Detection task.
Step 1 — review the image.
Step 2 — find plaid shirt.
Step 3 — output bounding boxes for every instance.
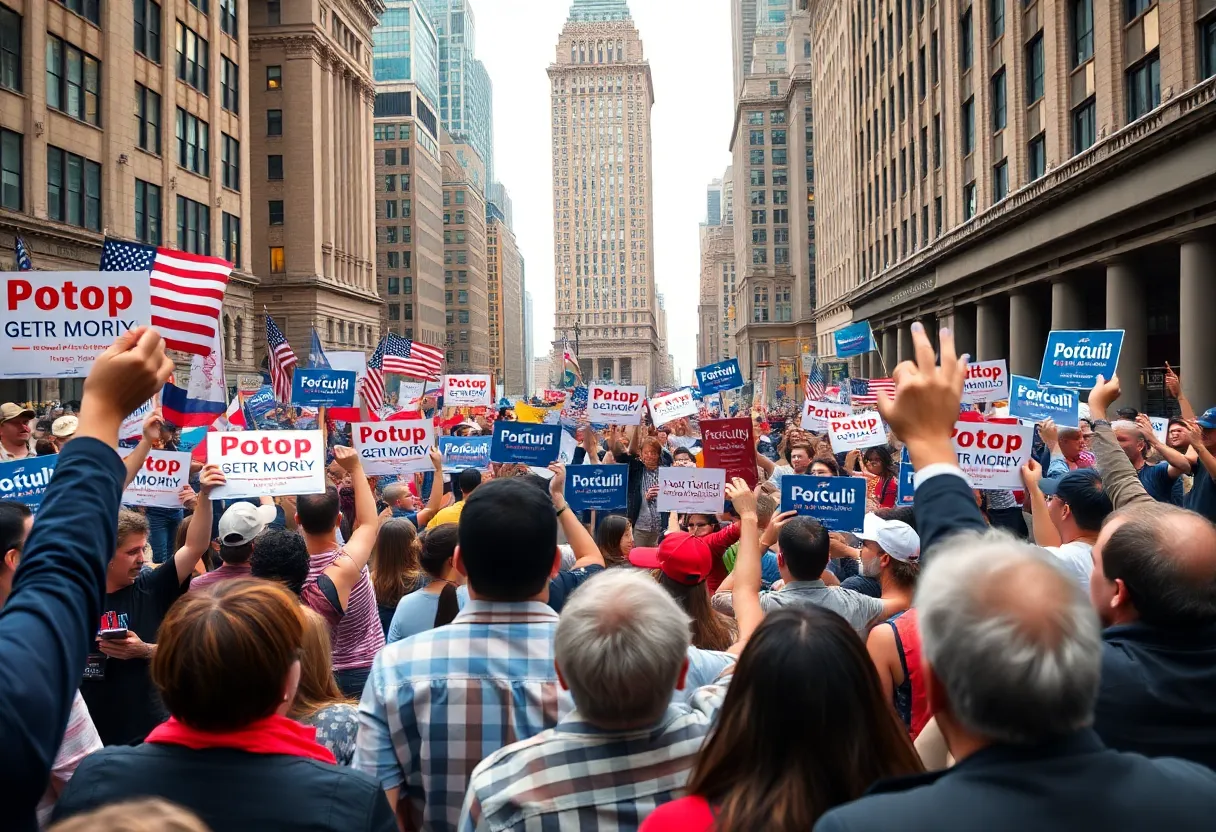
[353,601,573,832]
[458,683,730,832]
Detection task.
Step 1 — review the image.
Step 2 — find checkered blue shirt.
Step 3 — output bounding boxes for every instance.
[352,601,573,832]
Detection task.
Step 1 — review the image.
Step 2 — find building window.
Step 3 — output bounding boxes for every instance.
[387,277,399,295]
[134,1,162,63]
[188,0,208,13]
[990,0,1004,41]
[0,5,18,93]
[1072,0,1094,67]
[387,251,399,269]
[221,133,239,190]
[1026,33,1045,102]
[992,160,1008,202]
[267,200,284,225]
[136,84,161,154]
[752,247,767,265]
[176,195,210,254]
[751,209,766,225]
[1126,51,1160,121]
[771,129,787,146]
[267,65,281,89]
[1028,132,1046,180]
[54,0,101,25]
[135,179,161,244]
[1072,96,1096,154]
[269,245,285,273]
[961,97,975,155]
[46,146,101,231]
[1203,13,1216,80]
[267,154,283,180]
[991,68,1006,131]
[221,57,239,113]
[402,199,412,218]
[1125,0,1151,22]
[385,199,397,219]
[931,29,939,84]
[46,36,102,126]
[267,0,280,25]
[774,247,790,265]
[917,45,926,99]
[267,109,282,136]
[458,290,468,303]
[220,0,238,38]
[175,108,210,175]
[175,22,209,93]
[222,212,241,267]
[960,7,973,69]
[934,113,942,168]
[749,129,764,146]
[0,129,20,211]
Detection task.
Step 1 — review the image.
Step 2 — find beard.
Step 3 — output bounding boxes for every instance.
[861,557,882,578]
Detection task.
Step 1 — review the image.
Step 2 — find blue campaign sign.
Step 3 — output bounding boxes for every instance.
[438,435,492,471]
[292,368,357,407]
[897,447,915,506]
[0,454,58,514]
[834,321,876,358]
[245,386,278,427]
[1039,329,1124,388]
[780,475,866,533]
[490,422,562,467]
[1008,375,1081,426]
[695,358,743,395]
[565,464,628,512]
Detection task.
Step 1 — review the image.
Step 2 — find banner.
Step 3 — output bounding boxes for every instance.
[951,421,1033,490]
[648,388,698,426]
[828,410,887,452]
[292,369,357,408]
[118,449,190,508]
[1,271,151,378]
[587,383,647,425]
[897,447,915,505]
[565,464,629,512]
[207,430,326,499]
[801,399,852,431]
[658,467,725,514]
[1149,416,1169,445]
[438,434,491,472]
[962,360,1010,404]
[700,417,757,489]
[444,374,493,408]
[396,380,426,409]
[352,420,435,476]
[119,397,158,441]
[833,321,875,358]
[244,386,278,427]
[542,389,568,404]
[1007,375,1080,426]
[780,475,866,532]
[694,358,744,394]
[0,455,57,513]
[1039,329,1124,388]
[490,422,562,466]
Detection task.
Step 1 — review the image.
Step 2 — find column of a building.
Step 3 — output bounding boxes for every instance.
[882,328,897,370]
[1051,280,1084,331]
[1106,259,1147,410]
[951,305,978,360]
[897,324,914,364]
[340,70,351,283]
[1008,292,1044,378]
[362,86,374,294]
[320,52,334,282]
[1180,237,1216,410]
[975,298,1006,363]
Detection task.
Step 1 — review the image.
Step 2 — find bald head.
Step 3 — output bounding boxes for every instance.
[382,482,411,507]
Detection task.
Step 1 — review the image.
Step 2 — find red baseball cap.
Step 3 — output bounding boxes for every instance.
[628,531,712,586]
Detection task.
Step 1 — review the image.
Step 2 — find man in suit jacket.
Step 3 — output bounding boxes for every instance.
[814,323,1216,832]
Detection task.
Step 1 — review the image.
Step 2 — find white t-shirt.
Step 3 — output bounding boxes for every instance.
[1045,540,1094,592]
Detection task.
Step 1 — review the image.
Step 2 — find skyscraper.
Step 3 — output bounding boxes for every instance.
[706,178,724,226]
[524,290,535,396]
[487,186,524,395]
[549,0,660,388]
[440,132,489,372]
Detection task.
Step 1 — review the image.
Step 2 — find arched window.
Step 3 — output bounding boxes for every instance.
[327,319,334,342]
[234,316,244,360]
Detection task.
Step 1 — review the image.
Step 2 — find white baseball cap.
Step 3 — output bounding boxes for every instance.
[856,513,920,563]
[218,502,278,546]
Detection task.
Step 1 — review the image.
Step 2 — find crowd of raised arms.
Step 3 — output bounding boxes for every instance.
[3,322,1216,832]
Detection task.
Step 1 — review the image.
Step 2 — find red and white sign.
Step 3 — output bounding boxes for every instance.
[658,467,725,514]
[207,430,326,499]
[118,449,190,508]
[701,417,757,489]
[648,388,698,426]
[962,360,1010,404]
[828,410,887,452]
[119,397,158,442]
[443,374,492,407]
[2,271,152,378]
[587,383,647,425]
[951,420,1032,489]
[352,419,435,476]
[801,399,852,431]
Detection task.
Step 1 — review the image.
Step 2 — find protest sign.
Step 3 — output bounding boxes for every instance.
[694,358,744,394]
[533,430,579,479]
[801,399,852,431]
[244,386,277,428]
[1150,416,1169,445]
[1039,329,1124,388]
[658,467,725,514]
[780,475,866,532]
[543,389,568,405]
[833,321,876,358]
[118,449,190,508]
[207,430,326,499]
[1008,375,1080,426]
[120,397,158,441]
[962,360,1010,404]
[0,455,57,513]
[490,422,562,466]
[438,434,491,471]
[668,434,699,450]
[565,464,629,512]
[444,374,492,407]
[1,271,152,378]
[292,369,357,408]
[828,410,887,452]
[951,421,1033,490]
[587,383,647,425]
[897,447,915,505]
[648,388,698,426]
[352,419,435,476]
[700,417,757,488]
[237,373,264,396]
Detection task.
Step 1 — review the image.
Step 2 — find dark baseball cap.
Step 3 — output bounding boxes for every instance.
[1038,468,1113,531]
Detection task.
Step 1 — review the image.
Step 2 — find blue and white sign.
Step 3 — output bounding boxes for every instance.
[780,475,866,533]
[833,321,876,358]
[0,454,58,513]
[694,358,744,395]
[490,422,562,466]
[292,369,357,407]
[1038,329,1124,388]
[565,464,628,512]
[244,386,278,427]
[1008,375,1081,426]
[438,435,491,472]
[897,447,915,506]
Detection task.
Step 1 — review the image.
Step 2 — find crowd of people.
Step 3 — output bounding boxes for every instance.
[2,321,1216,832]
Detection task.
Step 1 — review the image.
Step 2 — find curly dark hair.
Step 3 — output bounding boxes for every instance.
[249,528,310,596]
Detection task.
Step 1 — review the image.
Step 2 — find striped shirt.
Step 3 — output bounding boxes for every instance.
[306,548,385,671]
[39,692,103,826]
[353,601,572,832]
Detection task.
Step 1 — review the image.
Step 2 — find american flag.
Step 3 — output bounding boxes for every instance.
[100,238,232,355]
[14,235,33,270]
[849,377,896,407]
[265,313,297,402]
[360,333,445,413]
[803,358,825,401]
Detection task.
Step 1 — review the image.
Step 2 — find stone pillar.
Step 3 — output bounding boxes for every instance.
[951,305,977,359]
[1009,292,1045,378]
[897,324,914,364]
[1051,280,1085,331]
[976,298,1006,362]
[613,357,621,381]
[881,328,897,369]
[1106,259,1147,411]
[1180,237,1216,410]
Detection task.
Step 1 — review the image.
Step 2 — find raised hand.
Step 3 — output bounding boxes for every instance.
[428,445,443,470]
[548,461,567,504]
[724,477,756,517]
[198,463,226,495]
[1135,414,1158,442]
[142,407,165,445]
[1037,418,1059,449]
[81,327,175,434]
[1164,362,1181,399]
[1020,458,1043,492]
[333,445,362,472]
[760,509,799,549]
[1087,375,1122,420]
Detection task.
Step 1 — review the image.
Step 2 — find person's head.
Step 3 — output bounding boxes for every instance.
[813,439,833,458]
[755,493,777,529]
[456,467,484,497]
[382,481,420,511]
[640,436,663,469]
[671,446,697,467]
[1198,408,1216,453]
[809,456,841,477]
[419,523,460,578]
[687,607,922,829]
[108,510,149,590]
[0,501,33,607]
[51,415,78,448]
[455,478,559,601]
[371,518,423,605]
[555,570,691,728]
[856,513,920,588]
[32,419,51,440]
[1038,469,1112,542]
[1057,427,1083,462]
[249,528,311,596]
[0,403,34,449]
[153,579,304,732]
[595,514,634,567]
[683,512,720,537]
[1078,418,1095,449]
[1089,503,1216,629]
[46,798,211,832]
[777,516,830,582]
[788,441,813,473]
[217,502,277,565]
[917,529,1102,746]
[656,427,670,445]
[1112,420,1148,463]
[295,486,341,537]
[289,605,350,719]
[862,446,896,478]
[1166,417,1190,451]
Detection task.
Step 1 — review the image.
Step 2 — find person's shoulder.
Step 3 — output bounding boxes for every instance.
[468,725,562,788]
[1139,753,1216,790]
[812,771,952,831]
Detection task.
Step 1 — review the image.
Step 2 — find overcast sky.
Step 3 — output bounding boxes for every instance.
[475,0,734,384]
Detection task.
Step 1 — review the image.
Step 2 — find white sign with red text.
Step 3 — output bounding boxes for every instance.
[587,383,647,425]
[801,399,853,431]
[658,467,726,514]
[352,419,435,476]
[207,430,326,499]
[2,271,152,378]
[828,410,887,452]
[117,449,190,508]
[119,397,158,442]
[962,360,1010,404]
[443,374,492,407]
[648,388,698,426]
[951,421,1032,490]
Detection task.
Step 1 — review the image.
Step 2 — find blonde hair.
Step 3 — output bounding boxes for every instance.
[49,798,211,832]
[289,606,354,719]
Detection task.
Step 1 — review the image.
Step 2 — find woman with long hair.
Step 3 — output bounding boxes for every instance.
[848,446,898,509]
[370,518,423,637]
[290,607,358,765]
[385,524,465,644]
[595,514,634,567]
[641,606,923,832]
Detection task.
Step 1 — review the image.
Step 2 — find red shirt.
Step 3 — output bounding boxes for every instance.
[639,796,715,831]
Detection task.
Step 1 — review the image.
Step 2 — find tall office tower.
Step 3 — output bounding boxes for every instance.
[656,293,672,387]
[706,177,724,225]
[524,290,535,395]
[440,132,489,372]
[487,185,524,395]
[697,214,737,367]
[549,0,660,388]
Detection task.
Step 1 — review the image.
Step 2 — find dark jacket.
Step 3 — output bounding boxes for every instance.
[911,467,988,557]
[52,743,397,832]
[0,438,125,832]
[621,452,669,530]
[814,730,1216,832]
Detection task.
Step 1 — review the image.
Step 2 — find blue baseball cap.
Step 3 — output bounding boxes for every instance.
[1197,408,1216,430]
[1039,469,1113,531]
